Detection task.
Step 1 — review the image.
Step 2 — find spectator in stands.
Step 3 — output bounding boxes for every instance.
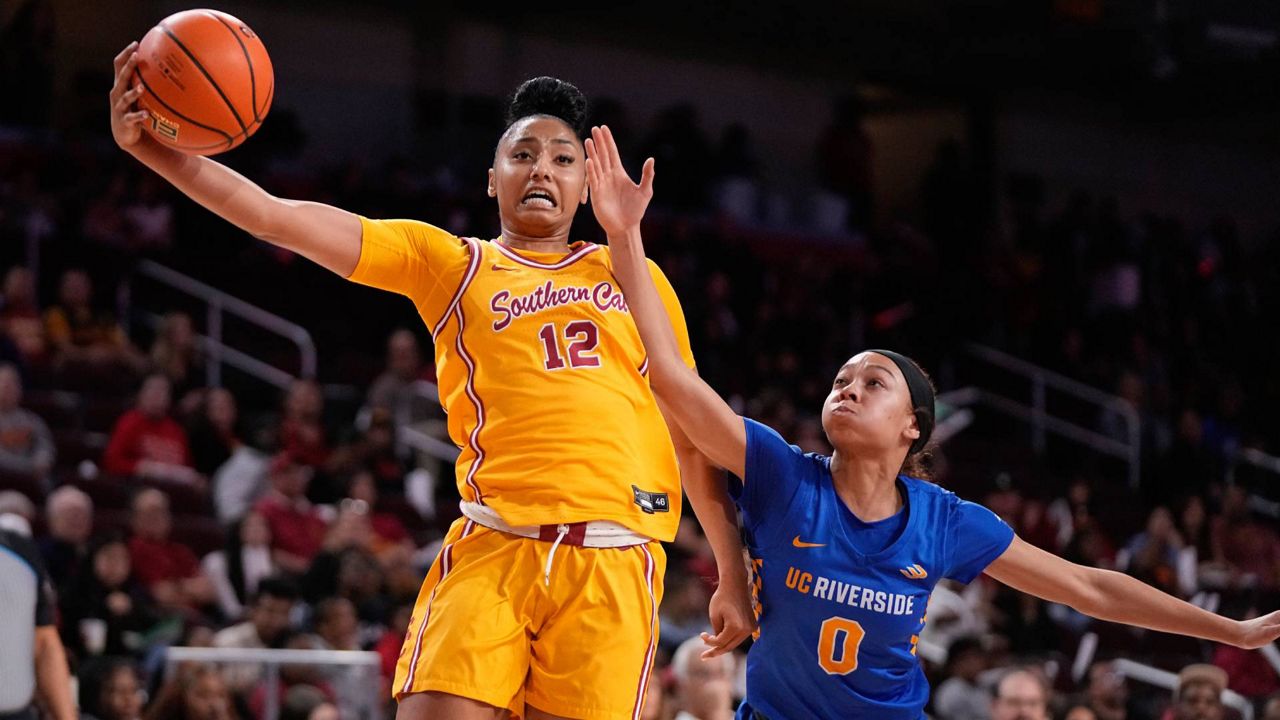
[61,534,159,658]
[187,387,241,477]
[990,668,1050,720]
[212,576,299,693]
[247,634,337,720]
[1211,484,1280,590]
[668,635,736,720]
[103,373,200,485]
[1178,495,1212,575]
[373,603,413,688]
[127,488,216,611]
[640,672,666,720]
[1263,694,1280,720]
[202,510,275,620]
[1159,410,1218,504]
[144,663,238,720]
[0,489,36,531]
[333,547,387,624]
[0,361,55,486]
[78,657,144,720]
[1065,705,1099,720]
[1120,506,1184,596]
[254,451,328,574]
[365,328,435,429]
[123,173,175,252]
[312,597,364,718]
[934,636,991,720]
[1,266,47,366]
[659,563,712,655]
[1083,661,1130,720]
[329,408,406,497]
[815,94,874,229]
[346,469,412,555]
[278,379,330,469]
[39,485,94,591]
[43,269,143,373]
[1163,664,1227,720]
[148,311,203,401]
[277,686,337,720]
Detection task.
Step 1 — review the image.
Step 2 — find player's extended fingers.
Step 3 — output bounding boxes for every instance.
[600,124,622,171]
[124,110,150,126]
[589,127,611,177]
[639,157,656,195]
[111,52,139,100]
[113,41,138,76]
[115,84,144,113]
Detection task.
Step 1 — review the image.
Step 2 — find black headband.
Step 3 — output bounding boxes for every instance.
[865,349,935,455]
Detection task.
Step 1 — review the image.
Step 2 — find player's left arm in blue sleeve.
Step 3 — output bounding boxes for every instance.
[942,498,1016,584]
[985,535,1280,650]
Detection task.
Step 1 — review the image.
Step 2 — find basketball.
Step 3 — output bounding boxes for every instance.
[132,9,273,155]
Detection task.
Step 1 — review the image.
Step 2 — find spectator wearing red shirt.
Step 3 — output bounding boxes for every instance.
[103,373,201,485]
[346,469,411,556]
[255,452,328,574]
[127,487,216,610]
[1211,485,1280,590]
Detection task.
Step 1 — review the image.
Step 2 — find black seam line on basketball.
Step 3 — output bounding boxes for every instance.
[160,21,249,135]
[205,11,259,123]
[135,71,234,142]
[260,80,274,118]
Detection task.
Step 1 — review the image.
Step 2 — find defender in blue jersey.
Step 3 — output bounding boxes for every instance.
[730,417,1013,719]
[584,124,1280,720]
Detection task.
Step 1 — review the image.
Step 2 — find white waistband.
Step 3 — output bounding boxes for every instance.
[458,502,651,548]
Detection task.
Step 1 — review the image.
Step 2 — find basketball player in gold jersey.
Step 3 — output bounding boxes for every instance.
[110,43,753,720]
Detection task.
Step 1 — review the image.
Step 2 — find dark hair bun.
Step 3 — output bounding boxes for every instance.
[505,76,587,135]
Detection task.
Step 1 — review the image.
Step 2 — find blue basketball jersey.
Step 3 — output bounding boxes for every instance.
[730,419,1014,720]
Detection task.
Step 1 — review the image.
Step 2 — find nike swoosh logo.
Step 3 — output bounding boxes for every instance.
[792,535,826,549]
[491,264,516,272]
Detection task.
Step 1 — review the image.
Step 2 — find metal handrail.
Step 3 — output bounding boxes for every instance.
[393,381,459,463]
[948,344,1142,488]
[135,260,317,387]
[1228,446,1280,485]
[164,646,382,720]
[1111,658,1253,720]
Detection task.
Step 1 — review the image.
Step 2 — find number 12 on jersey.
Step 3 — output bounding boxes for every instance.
[539,321,601,370]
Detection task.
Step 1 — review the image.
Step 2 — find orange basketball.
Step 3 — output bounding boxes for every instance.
[132,9,273,156]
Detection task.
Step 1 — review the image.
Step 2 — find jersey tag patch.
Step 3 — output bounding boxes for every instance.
[632,485,670,514]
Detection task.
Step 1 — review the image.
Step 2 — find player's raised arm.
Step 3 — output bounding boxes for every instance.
[110,42,361,276]
[986,535,1280,648]
[585,125,747,478]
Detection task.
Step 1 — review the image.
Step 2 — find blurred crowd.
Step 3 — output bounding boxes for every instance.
[3,51,1280,720]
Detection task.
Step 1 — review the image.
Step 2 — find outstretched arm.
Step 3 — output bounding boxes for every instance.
[587,125,755,655]
[585,126,746,478]
[986,536,1280,648]
[110,42,361,276]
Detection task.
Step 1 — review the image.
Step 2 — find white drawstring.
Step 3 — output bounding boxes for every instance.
[544,524,569,586]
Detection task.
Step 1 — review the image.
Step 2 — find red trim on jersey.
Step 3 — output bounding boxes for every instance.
[401,519,476,695]
[638,357,649,377]
[493,240,599,270]
[431,238,482,342]
[454,303,487,504]
[631,544,658,720]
